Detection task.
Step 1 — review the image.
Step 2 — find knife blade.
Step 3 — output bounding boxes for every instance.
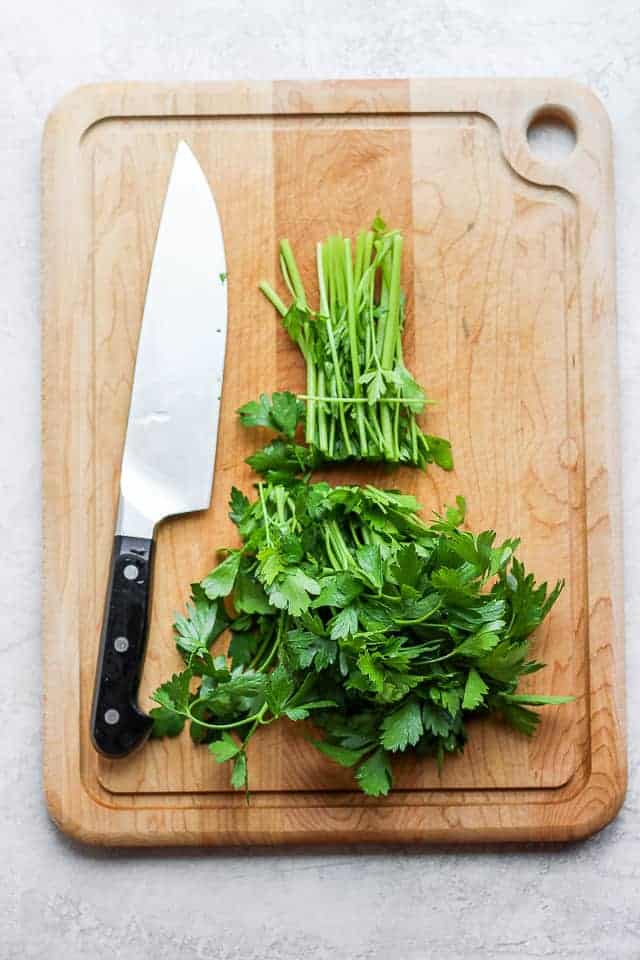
[91,141,227,758]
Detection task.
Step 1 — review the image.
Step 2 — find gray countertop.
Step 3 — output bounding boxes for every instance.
[2,1,639,957]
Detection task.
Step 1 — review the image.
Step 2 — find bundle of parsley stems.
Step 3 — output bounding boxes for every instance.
[150,218,570,798]
[255,215,452,470]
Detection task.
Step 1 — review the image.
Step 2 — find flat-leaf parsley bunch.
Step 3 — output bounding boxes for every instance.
[151,482,568,797]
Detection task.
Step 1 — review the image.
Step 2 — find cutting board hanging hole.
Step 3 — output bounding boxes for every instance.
[526,106,577,163]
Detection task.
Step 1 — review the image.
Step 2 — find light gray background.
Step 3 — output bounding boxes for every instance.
[2,1,639,958]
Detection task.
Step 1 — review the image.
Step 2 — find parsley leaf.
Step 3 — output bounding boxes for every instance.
[231,752,248,789]
[390,544,423,588]
[202,551,242,599]
[356,544,384,589]
[237,394,276,431]
[380,699,423,752]
[497,701,541,736]
[329,605,359,640]
[266,664,295,715]
[356,749,393,797]
[271,391,305,438]
[228,630,258,668]
[234,568,272,614]
[237,391,304,439]
[462,668,489,710]
[246,440,316,480]
[151,670,192,715]
[500,693,573,706]
[286,629,337,670]
[314,741,370,767]
[269,570,320,616]
[313,573,363,608]
[229,486,250,525]
[422,702,455,738]
[150,706,186,738]
[423,435,453,470]
[173,586,230,657]
[209,732,241,762]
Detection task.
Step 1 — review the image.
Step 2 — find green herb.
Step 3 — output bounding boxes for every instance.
[151,482,569,797]
[246,216,452,471]
[238,391,305,439]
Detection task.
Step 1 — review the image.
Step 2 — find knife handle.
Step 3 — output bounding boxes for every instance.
[91,535,155,758]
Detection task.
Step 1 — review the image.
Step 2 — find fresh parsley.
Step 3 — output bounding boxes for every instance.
[246,217,452,472]
[151,482,570,797]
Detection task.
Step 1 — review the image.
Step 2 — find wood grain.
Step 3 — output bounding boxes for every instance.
[42,80,625,844]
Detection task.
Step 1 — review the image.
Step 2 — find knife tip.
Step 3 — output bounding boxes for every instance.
[174,139,206,177]
[176,138,193,157]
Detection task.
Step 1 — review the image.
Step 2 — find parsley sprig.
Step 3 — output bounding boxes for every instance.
[151,483,568,797]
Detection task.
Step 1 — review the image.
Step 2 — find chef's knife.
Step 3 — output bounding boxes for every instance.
[91,141,227,758]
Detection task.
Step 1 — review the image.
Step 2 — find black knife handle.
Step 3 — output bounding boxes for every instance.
[90,535,155,758]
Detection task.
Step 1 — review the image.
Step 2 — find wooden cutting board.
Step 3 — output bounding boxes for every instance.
[42,79,626,845]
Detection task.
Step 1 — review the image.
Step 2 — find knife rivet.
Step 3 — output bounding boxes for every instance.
[104,709,120,725]
[123,563,139,581]
[114,636,129,653]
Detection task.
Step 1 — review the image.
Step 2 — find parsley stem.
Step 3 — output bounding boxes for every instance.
[382,236,403,367]
[324,520,354,570]
[363,413,384,449]
[258,281,287,317]
[298,395,416,405]
[280,240,307,308]
[354,231,365,290]
[416,650,458,665]
[316,369,329,451]
[410,416,418,463]
[274,484,287,523]
[331,235,346,303]
[361,230,374,294]
[258,482,271,546]
[323,528,340,570]
[379,233,404,456]
[259,615,285,672]
[344,238,367,455]
[324,314,353,455]
[328,415,335,457]
[315,242,330,453]
[377,254,391,358]
[348,518,363,548]
[305,355,317,445]
[242,709,268,745]
[393,391,401,460]
[183,705,265,731]
[317,241,329,317]
[249,632,271,669]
